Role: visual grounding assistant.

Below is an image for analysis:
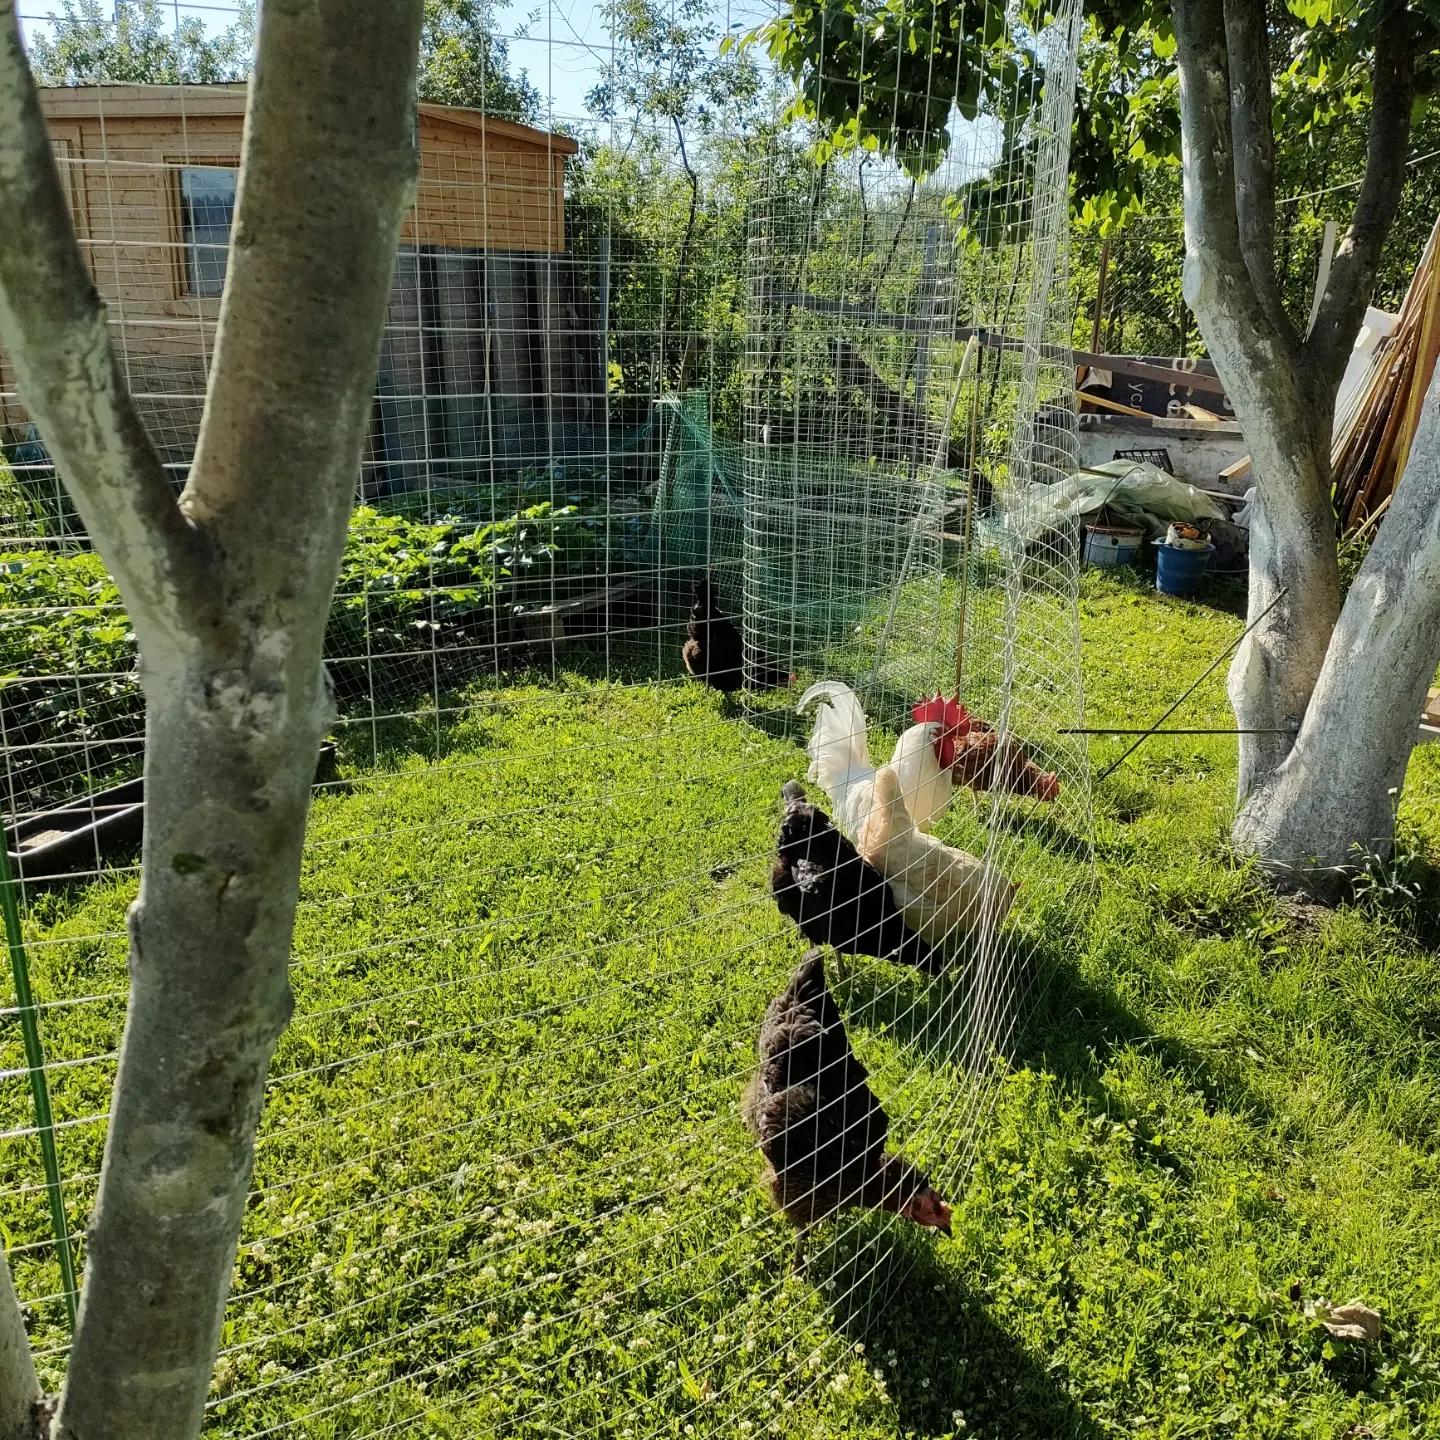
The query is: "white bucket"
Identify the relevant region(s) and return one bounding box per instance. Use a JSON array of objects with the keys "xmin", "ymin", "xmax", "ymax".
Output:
[{"xmin": 1083, "ymin": 525, "xmax": 1143, "ymax": 567}]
